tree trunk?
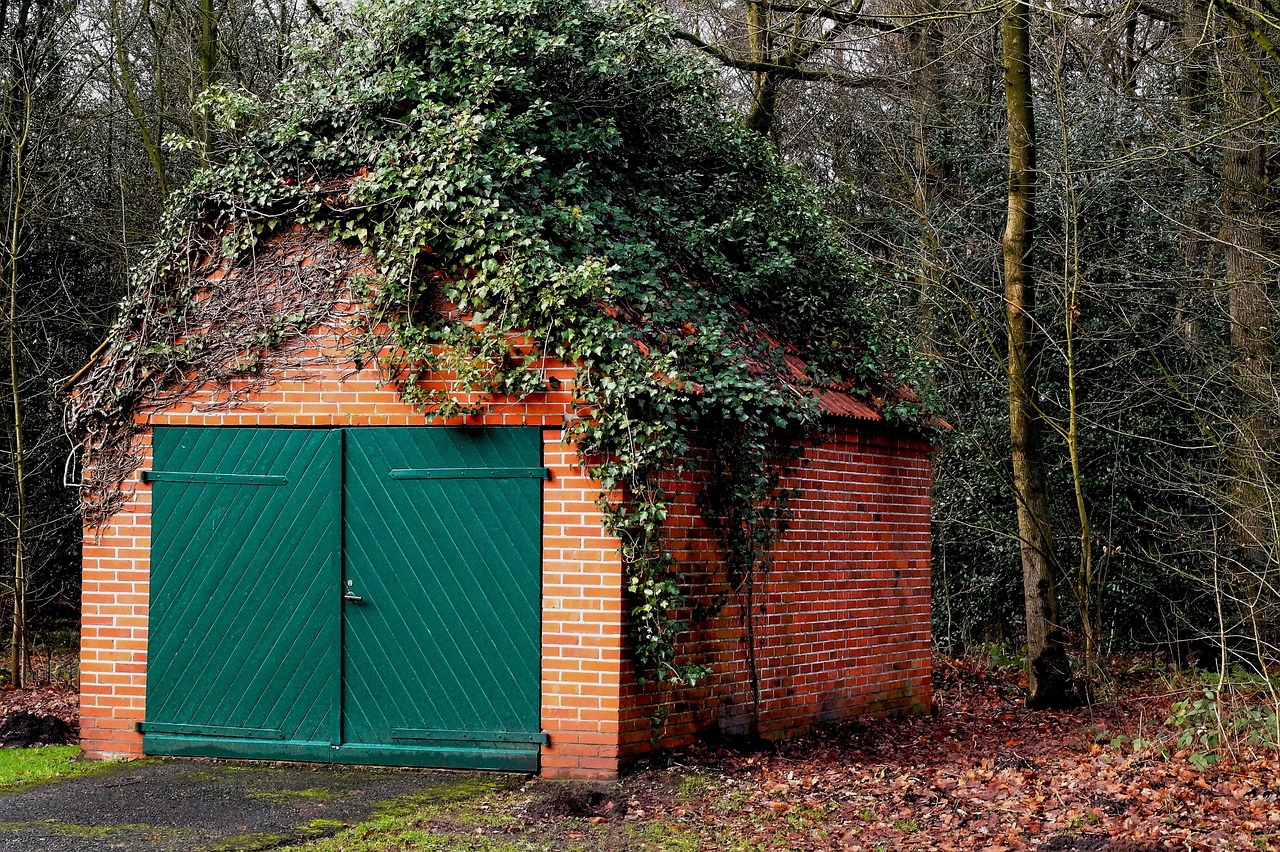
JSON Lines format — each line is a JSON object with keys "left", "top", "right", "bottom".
{"left": 1219, "top": 38, "right": 1274, "bottom": 564}
{"left": 1175, "top": 0, "right": 1212, "bottom": 344}
{"left": 908, "top": 0, "right": 944, "bottom": 359}
{"left": 745, "top": 70, "right": 779, "bottom": 137}
{"left": 196, "top": 0, "right": 220, "bottom": 156}
{"left": 1001, "top": 0, "right": 1074, "bottom": 708}
{"left": 743, "top": 0, "right": 777, "bottom": 136}
{"left": 0, "top": 0, "right": 33, "bottom": 689}
{"left": 107, "top": 0, "right": 168, "bottom": 193}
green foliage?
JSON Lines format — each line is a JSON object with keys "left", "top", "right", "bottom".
{"left": 81, "top": 0, "right": 920, "bottom": 680}
{"left": 1099, "top": 684, "right": 1280, "bottom": 769}
{"left": 1165, "top": 689, "right": 1280, "bottom": 767}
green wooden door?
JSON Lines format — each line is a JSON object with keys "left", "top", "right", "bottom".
{"left": 143, "top": 427, "right": 342, "bottom": 762}
{"left": 340, "top": 428, "right": 544, "bottom": 770}
{"left": 141, "top": 426, "right": 542, "bottom": 770}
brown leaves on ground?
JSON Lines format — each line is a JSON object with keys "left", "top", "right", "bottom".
{"left": 0, "top": 686, "right": 78, "bottom": 737}
{"left": 0, "top": 651, "right": 80, "bottom": 738}
{"left": 546, "top": 657, "right": 1279, "bottom": 851}
{"left": 1, "top": 653, "right": 1276, "bottom": 850}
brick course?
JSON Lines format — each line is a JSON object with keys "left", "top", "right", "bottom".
{"left": 81, "top": 323, "right": 930, "bottom": 778}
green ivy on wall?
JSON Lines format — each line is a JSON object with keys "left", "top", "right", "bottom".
{"left": 74, "top": 0, "right": 927, "bottom": 682}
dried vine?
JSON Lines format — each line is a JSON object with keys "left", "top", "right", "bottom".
{"left": 68, "top": 222, "right": 358, "bottom": 526}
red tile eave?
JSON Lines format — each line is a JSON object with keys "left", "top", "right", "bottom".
{"left": 818, "top": 389, "right": 881, "bottom": 421}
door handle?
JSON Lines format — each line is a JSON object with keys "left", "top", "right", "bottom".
{"left": 343, "top": 593, "right": 364, "bottom": 603}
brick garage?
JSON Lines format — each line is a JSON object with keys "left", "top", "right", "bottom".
{"left": 75, "top": 239, "right": 931, "bottom": 780}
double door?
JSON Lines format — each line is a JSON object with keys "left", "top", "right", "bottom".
{"left": 140, "top": 426, "right": 544, "bottom": 771}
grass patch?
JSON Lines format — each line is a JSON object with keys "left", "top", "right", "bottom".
{"left": 785, "top": 805, "right": 826, "bottom": 830}
{"left": 712, "top": 788, "right": 747, "bottom": 815}
{"left": 676, "top": 771, "right": 709, "bottom": 801}
{"left": 0, "top": 746, "right": 119, "bottom": 791}
{"left": 633, "top": 821, "right": 701, "bottom": 851}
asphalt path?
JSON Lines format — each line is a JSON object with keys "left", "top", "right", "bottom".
{"left": 0, "top": 758, "right": 489, "bottom": 851}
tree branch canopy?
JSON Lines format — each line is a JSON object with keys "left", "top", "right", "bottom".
{"left": 672, "top": 29, "right": 903, "bottom": 86}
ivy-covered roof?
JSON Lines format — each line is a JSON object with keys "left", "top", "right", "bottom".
{"left": 71, "top": 0, "right": 925, "bottom": 680}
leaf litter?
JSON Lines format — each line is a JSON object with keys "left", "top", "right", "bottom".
{"left": 511, "top": 657, "right": 1279, "bottom": 851}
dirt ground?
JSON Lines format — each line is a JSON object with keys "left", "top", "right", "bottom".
{"left": 457, "top": 658, "right": 1280, "bottom": 851}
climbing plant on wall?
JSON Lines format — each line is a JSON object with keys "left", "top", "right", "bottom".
{"left": 70, "top": 0, "right": 927, "bottom": 681}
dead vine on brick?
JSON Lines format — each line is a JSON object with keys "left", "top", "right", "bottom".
{"left": 67, "top": 225, "right": 357, "bottom": 527}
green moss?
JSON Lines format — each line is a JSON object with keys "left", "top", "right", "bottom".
{"left": 248, "top": 786, "right": 339, "bottom": 805}
{"left": 282, "top": 821, "right": 524, "bottom": 852}
{"left": 0, "top": 819, "right": 169, "bottom": 840}
{"left": 372, "top": 775, "right": 521, "bottom": 819}
{"left": 276, "top": 775, "right": 526, "bottom": 851}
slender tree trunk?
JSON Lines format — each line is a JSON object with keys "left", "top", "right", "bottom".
{"left": 108, "top": 0, "right": 168, "bottom": 193}
{"left": 196, "top": 0, "right": 220, "bottom": 156}
{"left": 909, "top": 1, "right": 944, "bottom": 358}
{"left": 0, "top": 0, "right": 33, "bottom": 689}
{"left": 1175, "top": 0, "right": 1212, "bottom": 344}
{"left": 1001, "top": 0, "right": 1074, "bottom": 708}
{"left": 3, "top": 89, "right": 30, "bottom": 690}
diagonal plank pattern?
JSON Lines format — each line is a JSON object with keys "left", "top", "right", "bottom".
{"left": 343, "top": 428, "right": 542, "bottom": 748}
{"left": 147, "top": 428, "right": 341, "bottom": 746}
{"left": 143, "top": 426, "right": 542, "bottom": 768}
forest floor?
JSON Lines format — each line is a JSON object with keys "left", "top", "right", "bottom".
{"left": 0, "top": 655, "right": 1275, "bottom": 850}
{"left": 280, "top": 655, "right": 1280, "bottom": 851}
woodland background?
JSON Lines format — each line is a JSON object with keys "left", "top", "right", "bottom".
{"left": 0, "top": 0, "right": 1276, "bottom": 695}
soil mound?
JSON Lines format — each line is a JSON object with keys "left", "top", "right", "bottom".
{"left": 0, "top": 711, "right": 72, "bottom": 747}
{"left": 523, "top": 782, "right": 625, "bottom": 821}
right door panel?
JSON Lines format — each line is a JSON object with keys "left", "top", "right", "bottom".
{"left": 340, "top": 427, "right": 543, "bottom": 767}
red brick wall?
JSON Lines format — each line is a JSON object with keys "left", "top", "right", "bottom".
{"left": 619, "top": 429, "right": 932, "bottom": 758}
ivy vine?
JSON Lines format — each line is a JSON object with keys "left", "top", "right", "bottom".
{"left": 71, "top": 0, "right": 926, "bottom": 682}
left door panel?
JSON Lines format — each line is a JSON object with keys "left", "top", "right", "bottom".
{"left": 143, "top": 427, "right": 341, "bottom": 761}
